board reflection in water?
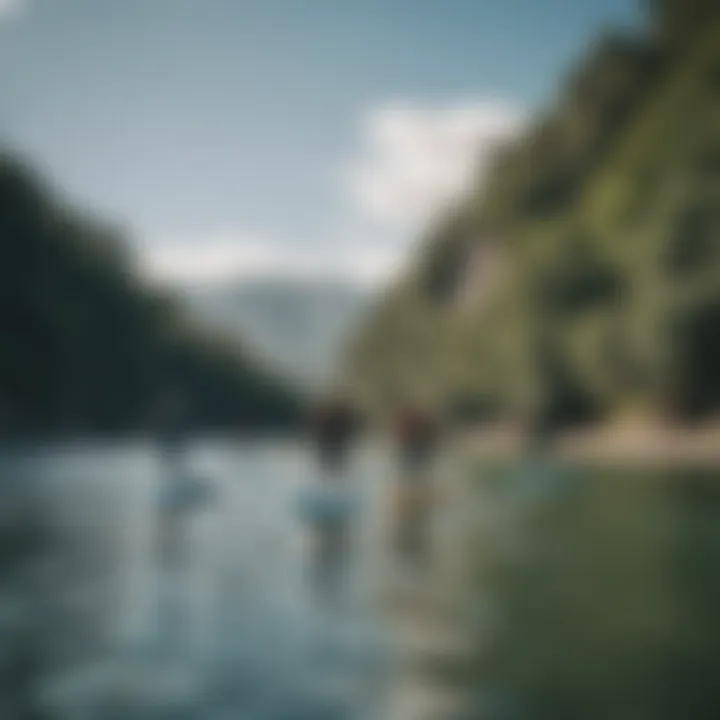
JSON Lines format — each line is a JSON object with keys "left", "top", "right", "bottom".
{"left": 298, "top": 473, "right": 361, "bottom": 609}
{"left": 153, "top": 446, "right": 216, "bottom": 660}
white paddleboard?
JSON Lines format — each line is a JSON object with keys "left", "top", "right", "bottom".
{"left": 297, "top": 484, "right": 360, "bottom": 525}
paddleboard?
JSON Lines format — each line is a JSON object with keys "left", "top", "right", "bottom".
{"left": 297, "top": 485, "right": 360, "bottom": 526}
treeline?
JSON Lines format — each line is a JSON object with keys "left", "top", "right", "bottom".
{"left": 0, "top": 153, "right": 301, "bottom": 436}
{"left": 348, "top": 0, "right": 720, "bottom": 429}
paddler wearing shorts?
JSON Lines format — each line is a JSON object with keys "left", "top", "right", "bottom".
{"left": 304, "top": 397, "right": 361, "bottom": 602}
{"left": 393, "top": 406, "right": 439, "bottom": 567}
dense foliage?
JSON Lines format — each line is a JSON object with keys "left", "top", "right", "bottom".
{"left": 0, "top": 154, "right": 301, "bottom": 435}
{"left": 348, "top": 0, "right": 720, "bottom": 429}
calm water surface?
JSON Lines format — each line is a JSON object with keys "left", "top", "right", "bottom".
{"left": 0, "top": 439, "right": 399, "bottom": 719}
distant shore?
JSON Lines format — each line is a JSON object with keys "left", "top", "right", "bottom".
{"left": 461, "top": 420, "right": 720, "bottom": 467}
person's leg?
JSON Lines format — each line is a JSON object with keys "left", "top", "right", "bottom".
{"left": 396, "top": 469, "right": 433, "bottom": 570}
{"left": 394, "top": 476, "right": 415, "bottom": 563}
{"left": 313, "top": 520, "right": 349, "bottom": 606}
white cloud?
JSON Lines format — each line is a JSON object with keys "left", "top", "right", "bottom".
{"left": 141, "top": 235, "right": 402, "bottom": 287}
{"left": 141, "top": 98, "right": 524, "bottom": 288}
{"left": 143, "top": 237, "right": 286, "bottom": 284}
{"left": 346, "top": 100, "right": 524, "bottom": 234}
{"left": 0, "top": 0, "right": 23, "bottom": 18}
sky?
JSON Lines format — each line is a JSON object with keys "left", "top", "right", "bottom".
{"left": 0, "top": 0, "right": 643, "bottom": 285}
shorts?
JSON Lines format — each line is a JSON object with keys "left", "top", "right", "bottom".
{"left": 401, "top": 445, "right": 434, "bottom": 475}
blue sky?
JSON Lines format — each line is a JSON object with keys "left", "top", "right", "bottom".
{"left": 0, "top": 0, "right": 643, "bottom": 284}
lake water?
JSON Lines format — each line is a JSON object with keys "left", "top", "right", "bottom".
{"left": 9, "top": 442, "right": 716, "bottom": 720}
{"left": 462, "top": 459, "right": 720, "bottom": 720}
{"left": 0, "top": 440, "right": 403, "bottom": 720}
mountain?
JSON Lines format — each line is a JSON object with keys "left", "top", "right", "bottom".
{"left": 348, "top": 0, "right": 720, "bottom": 428}
{"left": 180, "top": 279, "right": 369, "bottom": 391}
{"left": 0, "top": 153, "right": 301, "bottom": 434}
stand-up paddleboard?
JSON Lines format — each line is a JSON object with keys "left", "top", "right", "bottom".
{"left": 296, "top": 482, "right": 360, "bottom": 527}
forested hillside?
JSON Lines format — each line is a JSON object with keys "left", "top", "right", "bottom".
{"left": 348, "top": 0, "right": 720, "bottom": 429}
{"left": 0, "top": 154, "right": 300, "bottom": 435}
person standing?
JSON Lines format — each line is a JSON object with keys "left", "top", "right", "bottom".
{"left": 393, "top": 406, "right": 439, "bottom": 569}
{"left": 148, "top": 389, "right": 206, "bottom": 656}
{"left": 303, "top": 397, "right": 361, "bottom": 604}
{"left": 151, "top": 389, "right": 191, "bottom": 471}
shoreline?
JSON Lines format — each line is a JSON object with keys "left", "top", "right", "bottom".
{"left": 459, "top": 420, "right": 720, "bottom": 467}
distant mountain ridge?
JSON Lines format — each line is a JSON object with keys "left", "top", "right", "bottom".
{"left": 181, "top": 278, "right": 369, "bottom": 390}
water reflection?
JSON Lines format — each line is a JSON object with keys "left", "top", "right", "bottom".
{"left": 0, "top": 441, "right": 393, "bottom": 720}
{"left": 464, "top": 460, "right": 720, "bottom": 720}
{"left": 14, "top": 442, "right": 716, "bottom": 720}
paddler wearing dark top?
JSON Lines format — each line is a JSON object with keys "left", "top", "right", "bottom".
{"left": 393, "top": 406, "right": 439, "bottom": 568}
{"left": 305, "top": 397, "right": 360, "bottom": 604}
{"left": 310, "top": 397, "right": 360, "bottom": 478}
{"left": 149, "top": 389, "right": 191, "bottom": 469}
{"left": 395, "top": 407, "right": 438, "bottom": 476}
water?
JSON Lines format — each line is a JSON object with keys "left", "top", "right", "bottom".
{"left": 0, "top": 439, "right": 398, "bottom": 719}
{"left": 462, "top": 460, "right": 720, "bottom": 720}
